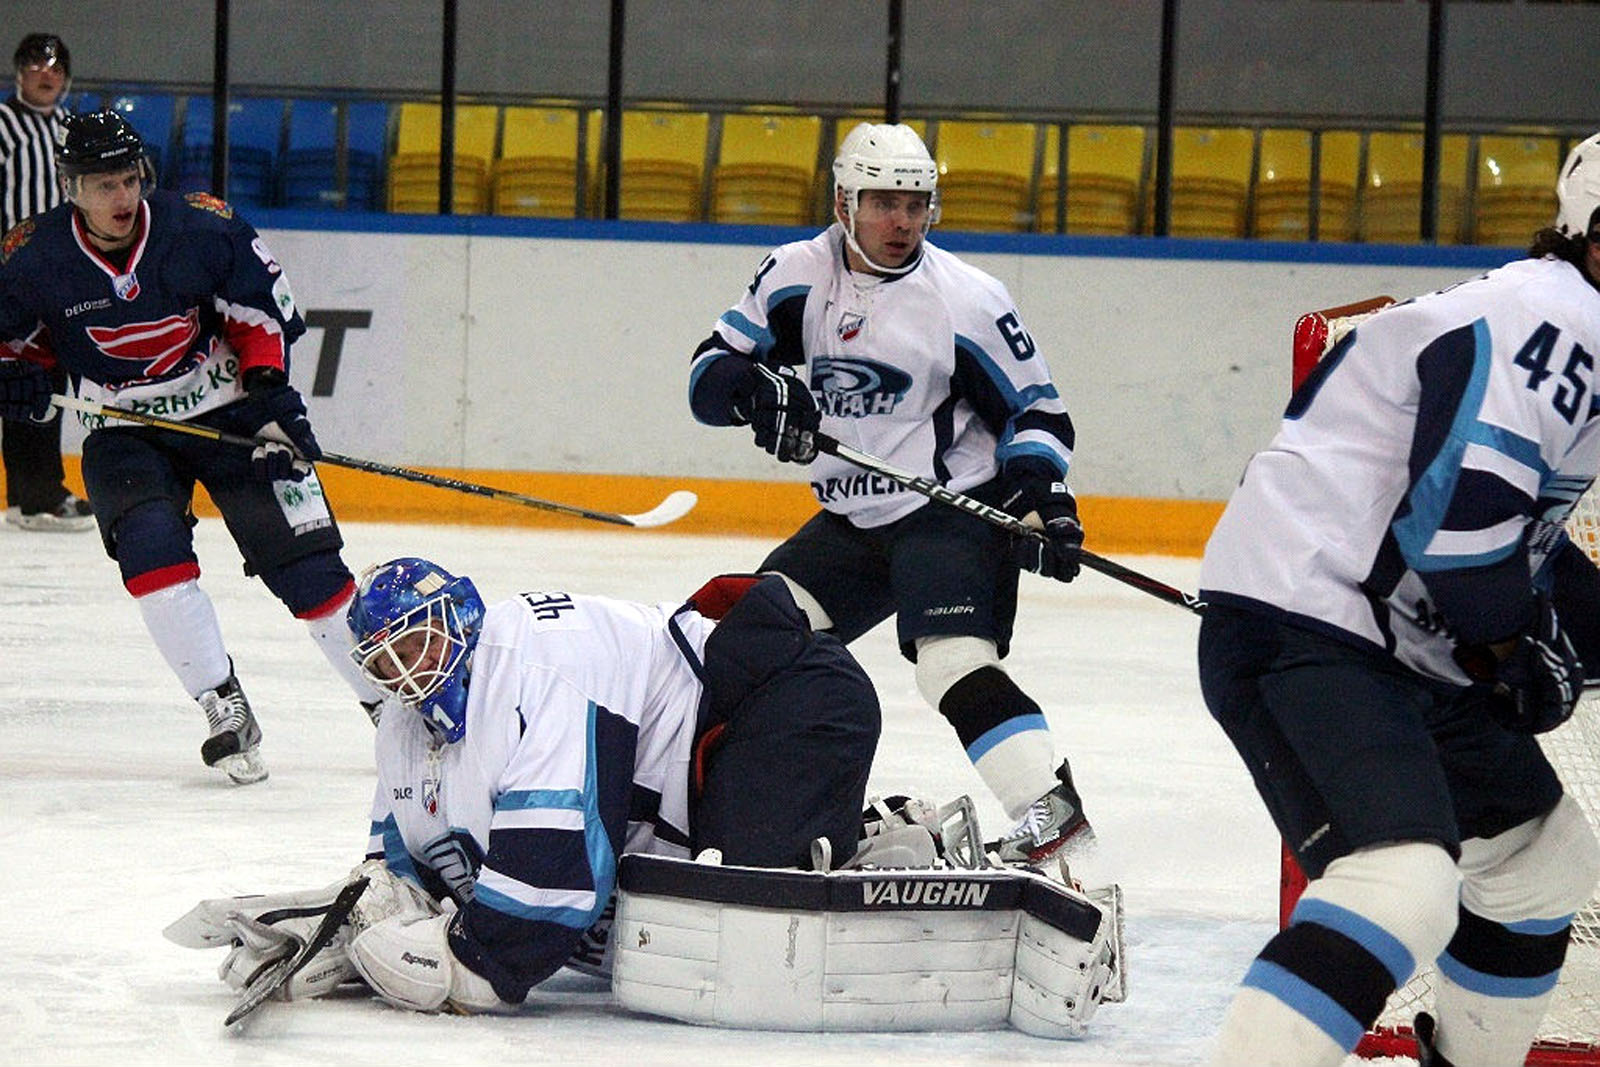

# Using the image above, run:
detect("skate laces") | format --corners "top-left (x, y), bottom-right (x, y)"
top-left (1003, 787), bottom-right (1076, 848)
top-left (201, 681), bottom-right (250, 735)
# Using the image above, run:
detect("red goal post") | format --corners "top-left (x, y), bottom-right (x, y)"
top-left (1282, 297), bottom-right (1600, 1065)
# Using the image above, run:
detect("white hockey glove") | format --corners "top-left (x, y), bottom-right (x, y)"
top-left (347, 911), bottom-right (506, 1014)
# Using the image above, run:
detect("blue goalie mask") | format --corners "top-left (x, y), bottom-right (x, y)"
top-left (347, 557), bottom-right (485, 742)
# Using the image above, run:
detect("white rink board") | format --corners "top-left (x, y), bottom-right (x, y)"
top-left (64, 226), bottom-right (1486, 501)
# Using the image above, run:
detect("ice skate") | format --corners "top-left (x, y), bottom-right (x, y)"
top-left (7, 494), bottom-right (94, 532)
top-left (991, 760), bottom-right (1095, 867)
top-left (197, 675), bottom-right (267, 784)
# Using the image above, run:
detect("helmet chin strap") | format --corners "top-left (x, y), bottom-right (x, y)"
top-left (840, 190), bottom-right (925, 276)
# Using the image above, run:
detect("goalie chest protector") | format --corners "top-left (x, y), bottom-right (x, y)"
top-left (609, 854), bottom-right (1121, 1038)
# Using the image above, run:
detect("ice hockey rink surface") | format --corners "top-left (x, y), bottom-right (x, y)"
top-left (1, 518), bottom-right (1409, 1065)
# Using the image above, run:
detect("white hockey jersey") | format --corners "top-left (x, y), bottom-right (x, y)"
top-left (366, 589), bottom-right (713, 990)
top-left (690, 224), bottom-right (1075, 527)
top-left (1201, 257), bottom-right (1600, 683)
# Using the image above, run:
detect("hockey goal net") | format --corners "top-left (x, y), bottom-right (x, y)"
top-left (1283, 297), bottom-right (1600, 1064)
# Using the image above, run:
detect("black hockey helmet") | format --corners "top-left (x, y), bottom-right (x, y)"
top-left (13, 33), bottom-right (70, 76)
top-left (55, 109), bottom-right (148, 178)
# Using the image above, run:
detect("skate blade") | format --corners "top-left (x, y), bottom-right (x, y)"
top-left (214, 747), bottom-right (268, 785)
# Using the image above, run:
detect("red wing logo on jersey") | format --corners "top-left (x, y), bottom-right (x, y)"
top-left (86, 309), bottom-right (202, 378)
top-left (1, 218), bottom-right (35, 263)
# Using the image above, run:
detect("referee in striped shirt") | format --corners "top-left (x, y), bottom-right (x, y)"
top-left (1, 32), bottom-right (94, 531)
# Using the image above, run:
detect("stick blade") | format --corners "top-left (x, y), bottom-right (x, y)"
top-left (222, 875), bottom-right (369, 1027)
top-left (622, 490), bottom-right (697, 528)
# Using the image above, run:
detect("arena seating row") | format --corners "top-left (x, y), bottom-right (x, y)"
top-left (68, 91), bottom-right (1571, 246)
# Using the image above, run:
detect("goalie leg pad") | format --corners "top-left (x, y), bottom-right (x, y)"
top-left (610, 854), bottom-right (1123, 1037)
top-left (1009, 881), bottom-right (1125, 1038)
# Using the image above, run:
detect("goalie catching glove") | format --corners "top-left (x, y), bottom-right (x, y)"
top-left (1000, 458), bottom-right (1084, 583)
top-left (164, 859), bottom-right (442, 1010)
top-left (732, 363), bottom-right (819, 464)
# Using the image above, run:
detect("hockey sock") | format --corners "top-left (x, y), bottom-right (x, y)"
top-left (1432, 796), bottom-right (1600, 1066)
top-left (135, 578), bottom-right (233, 697)
top-left (939, 666), bottom-right (1057, 820)
top-left (1211, 841), bottom-right (1460, 1066)
top-left (303, 588), bottom-right (386, 704)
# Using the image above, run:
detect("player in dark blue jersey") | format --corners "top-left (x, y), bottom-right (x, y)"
top-left (0, 109), bottom-right (384, 784)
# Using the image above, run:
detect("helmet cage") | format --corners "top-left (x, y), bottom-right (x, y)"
top-left (353, 598), bottom-right (471, 708)
top-left (347, 558), bottom-right (484, 743)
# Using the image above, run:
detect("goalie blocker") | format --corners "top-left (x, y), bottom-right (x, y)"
top-left (610, 853), bottom-right (1126, 1038)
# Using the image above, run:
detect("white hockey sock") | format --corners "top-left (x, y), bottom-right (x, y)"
top-left (135, 578), bottom-right (233, 697)
top-left (1211, 842), bottom-right (1460, 1067)
top-left (973, 730), bottom-right (1060, 822)
top-left (304, 591), bottom-right (385, 704)
top-left (1432, 797), bottom-right (1600, 1067)
top-left (1432, 976), bottom-right (1554, 1067)
top-left (1209, 987), bottom-right (1349, 1067)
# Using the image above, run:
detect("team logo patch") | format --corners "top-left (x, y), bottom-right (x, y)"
top-left (86, 308), bottom-right (201, 377)
top-left (1, 219), bottom-right (35, 262)
top-left (837, 312), bottom-right (866, 342)
top-left (113, 271), bottom-right (141, 301)
top-left (811, 356), bottom-right (913, 418)
top-left (183, 191), bottom-right (234, 218)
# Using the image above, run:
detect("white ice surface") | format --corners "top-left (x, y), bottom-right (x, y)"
top-left (0, 520), bottom-right (1397, 1065)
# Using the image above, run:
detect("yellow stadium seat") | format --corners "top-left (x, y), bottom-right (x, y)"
top-left (933, 119), bottom-right (1038, 233)
top-left (494, 105), bottom-right (585, 218)
top-left (1036, 124), bottom-right (1147, 236)
top-left (1146, 126), bottom-right (1255, 239)
top-left (1359, 131), bottom-right (1468, 244)
top-left (387, 101), bottom-right (498, 214)
top-left (710, 112), bottom-right (823, 226)
top-left (593, 109), bottom-right (710, 222)
top-left (1252, 128), bottom-right (1360, 242)
top-left (1473, 133), bottom-right (1561, 246)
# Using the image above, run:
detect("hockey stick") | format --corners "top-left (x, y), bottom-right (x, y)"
top-left (812, 432), bottom-right (1206, 615)
top-left (224, 874), bottom-right (370, 1027)
top-left (50, 394), bottom-right (697, 529)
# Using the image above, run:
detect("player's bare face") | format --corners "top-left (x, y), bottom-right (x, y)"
top-left (74, 169), bottom-right (144, 250)
top-left (17, 62), bottom-right (66, 111)
top-left (843, 190), bottom-right (930, 273)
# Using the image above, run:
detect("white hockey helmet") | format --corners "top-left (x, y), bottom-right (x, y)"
top-left (832, 122), bottom-right (939, 274)
top-left (1556, 131), bottom-right (1600, 239)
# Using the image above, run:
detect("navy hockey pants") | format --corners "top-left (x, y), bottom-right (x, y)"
top-left (1198, 604), bottom-right (1563, 881)
top-left (691, 575), bottom-right (881, 869)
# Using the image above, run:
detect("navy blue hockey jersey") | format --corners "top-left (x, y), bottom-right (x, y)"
top-left (0, 189), bottom-right (304, 423)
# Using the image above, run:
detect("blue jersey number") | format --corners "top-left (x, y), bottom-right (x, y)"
top-left (1514, 321), bottom-right (1594, 425)
top-left (996, 312), bottom-right (1036, 361)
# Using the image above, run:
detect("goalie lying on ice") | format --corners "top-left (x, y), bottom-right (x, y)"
top-left (163, 557), bottom-right (1123, 1032)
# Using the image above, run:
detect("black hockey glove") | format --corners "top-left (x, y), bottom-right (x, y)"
top-left (1001, 460), bottom-right (1084, 583)
top-left (240, 367), bottom-right (321, 482)
top-left (0, 359), bottom-right (53, 422)
top-left (734, 363), bottom-right (819, 464)
top-left (1453, 594), bottom-right (1583, 734)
